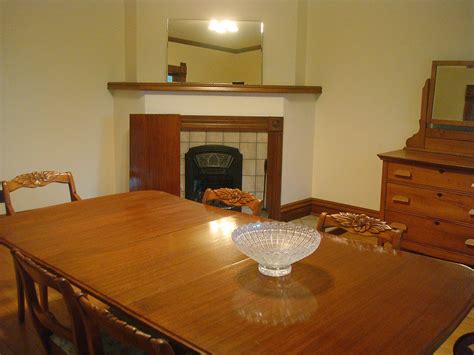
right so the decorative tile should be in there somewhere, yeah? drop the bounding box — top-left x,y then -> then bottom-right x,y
242,175 -> 256,192
240,142 -> 257,159
180,175 -> 185,191
223,132 -> 240,143
180,142 -> 189,158
256,160 -> 266,175
189,142 -> 203,148
257,132 -> 268,143
256,176 -> 265,192
257,143 -> 267,159
190,132 -> 206,142
180,131 -> 190,142
180,159 -> 185,175
180,191 -> 185,198
243,160 -> 256,175
256,192 -> 264,200
206,132 -> 223,143
240,132 -> 257,143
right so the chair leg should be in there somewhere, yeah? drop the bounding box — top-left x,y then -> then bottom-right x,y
14,264 -> 25,323
39,285 -> 48,311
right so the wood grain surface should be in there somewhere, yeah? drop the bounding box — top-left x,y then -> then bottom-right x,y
0,191 -> 472,354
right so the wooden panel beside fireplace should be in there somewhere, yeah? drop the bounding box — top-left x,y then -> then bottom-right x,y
130,114 -> 283,219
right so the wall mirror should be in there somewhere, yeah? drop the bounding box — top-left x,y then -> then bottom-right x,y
167,19 -> 263,85
428,61 -> 474,130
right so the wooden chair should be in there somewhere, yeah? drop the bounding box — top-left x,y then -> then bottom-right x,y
11,249 -> 88,355
76,294 -> 174,355
12,249 -> 174,355
1,170 -> 81,216
202,188 -> 262,216
316,212 -> 403,250
1,170 -> 81,324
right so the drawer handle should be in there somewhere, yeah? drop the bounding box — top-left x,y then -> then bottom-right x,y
392,195 -> 410,204
394,169 -> 412,178
469,209 -> 474,216
466,239 -> 474,248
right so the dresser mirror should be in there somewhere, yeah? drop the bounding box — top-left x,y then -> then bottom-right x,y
167,19 -> 263,85
428,61 -> 474,130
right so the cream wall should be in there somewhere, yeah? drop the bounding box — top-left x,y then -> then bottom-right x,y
1,0 -> 124,213
306,0 -> 473,210
135,0 -> 298,84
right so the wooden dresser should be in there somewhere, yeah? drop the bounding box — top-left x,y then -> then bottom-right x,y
379,61 -> 474,265
379,150 -> 474,265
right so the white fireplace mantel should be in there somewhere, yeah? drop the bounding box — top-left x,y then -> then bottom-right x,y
111,85 -> 320,206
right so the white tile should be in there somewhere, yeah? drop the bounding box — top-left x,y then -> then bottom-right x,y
190,131 -> 206,142
243,160 -> 256,175
257,132 -> 268,143
240,142 -> 257,159
240,132 -> 257,143
256,192 -> 264,200
189,142 -> 203,148
241,206 -> 253,215
257,143 -> 267,159
224,142 -> 240,149
180,175 -> 185,191
256,176 -> 265,192
180,159 -> 185,175
256,160 -> 266,175
180,131 -> 190,142
180,142 -> 189,157
180,191 -> 185,198
223,132 -> 240,143
206,131 -> 223,143
242,175 -> 256,192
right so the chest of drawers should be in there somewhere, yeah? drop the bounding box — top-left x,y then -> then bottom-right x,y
378,149 -> 474,265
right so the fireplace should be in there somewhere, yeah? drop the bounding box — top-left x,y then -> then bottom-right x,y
185,145 -> 242,202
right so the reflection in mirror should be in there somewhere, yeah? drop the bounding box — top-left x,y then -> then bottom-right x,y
432,65 -> 474,122
167,19 -> 263,84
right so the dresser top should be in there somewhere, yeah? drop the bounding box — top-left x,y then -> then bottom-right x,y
378,149 -> 474,170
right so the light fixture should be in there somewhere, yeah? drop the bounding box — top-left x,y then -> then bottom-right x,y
208,19 -> 239,33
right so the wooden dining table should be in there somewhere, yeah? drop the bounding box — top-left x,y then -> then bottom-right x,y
0,190 -> 472,354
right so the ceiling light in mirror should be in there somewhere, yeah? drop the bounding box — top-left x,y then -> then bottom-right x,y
167,19 -> 263,85
209,19 -> 239,33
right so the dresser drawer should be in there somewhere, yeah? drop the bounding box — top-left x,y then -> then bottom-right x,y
387,162 -> 474,193
386,183 -> 474,225
385,211 -> 474,257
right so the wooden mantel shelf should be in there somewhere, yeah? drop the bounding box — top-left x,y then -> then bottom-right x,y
107,82 -> 322,95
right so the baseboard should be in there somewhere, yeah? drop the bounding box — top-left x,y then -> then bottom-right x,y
280,197 -> 379,221
280,198 -> 313,221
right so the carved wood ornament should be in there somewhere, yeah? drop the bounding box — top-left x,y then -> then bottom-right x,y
330,213 -> 392,234
11,171 -> 63,188
202,188 -> 262,216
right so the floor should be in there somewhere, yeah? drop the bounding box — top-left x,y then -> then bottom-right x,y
291,215 -> 474,354
0,215 -> 472,354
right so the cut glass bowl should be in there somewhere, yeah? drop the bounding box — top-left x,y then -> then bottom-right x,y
231,222 -> 321,277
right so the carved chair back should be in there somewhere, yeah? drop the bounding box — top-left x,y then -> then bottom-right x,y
11,249 -> 88,355
316,212 -> 403,250
1,170 -> 81,216
202,188 -> 262,216
76,294 -> 174,355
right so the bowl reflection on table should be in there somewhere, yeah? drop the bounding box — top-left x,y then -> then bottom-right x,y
231,222 -> 321,277
233,272 -> 318,326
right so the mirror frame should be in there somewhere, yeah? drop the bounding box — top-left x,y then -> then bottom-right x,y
166,19 -> 264,85
427,60 -> 474,129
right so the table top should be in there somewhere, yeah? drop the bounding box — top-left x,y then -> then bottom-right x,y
0,191 -> 472,354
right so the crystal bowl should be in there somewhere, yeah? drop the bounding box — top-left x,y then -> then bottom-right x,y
231,222 -> 321,277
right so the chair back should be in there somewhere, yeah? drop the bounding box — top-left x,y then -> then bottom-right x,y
316,212 -> 403,250
11,249 -> 88,354
202,188 -> 262,216
1,170 -> 81,215
76,294 -> 174,355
